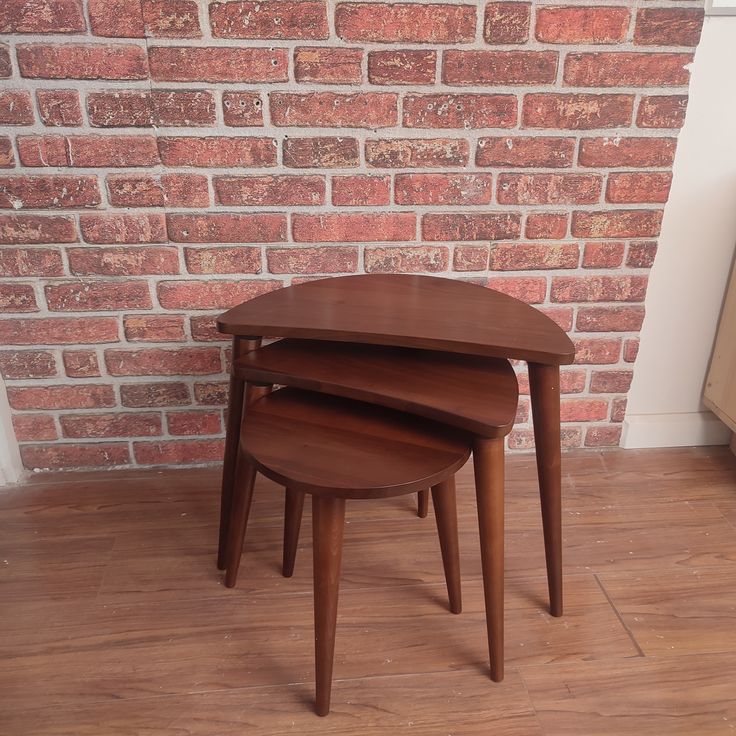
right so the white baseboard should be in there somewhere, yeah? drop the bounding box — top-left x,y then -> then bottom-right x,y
622,410 -> 731,449
0,378 -> 23,487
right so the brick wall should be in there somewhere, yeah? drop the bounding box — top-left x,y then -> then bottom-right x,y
0,0 -> 703,470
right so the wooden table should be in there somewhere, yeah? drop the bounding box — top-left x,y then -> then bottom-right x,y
217,274 -> 575,622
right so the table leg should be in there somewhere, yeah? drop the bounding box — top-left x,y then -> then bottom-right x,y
417,489 -> 429,518
528,362 -> 563,617
217,337 -> 261,570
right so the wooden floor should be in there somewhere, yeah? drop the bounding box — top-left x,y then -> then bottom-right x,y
1,447 -> 736,735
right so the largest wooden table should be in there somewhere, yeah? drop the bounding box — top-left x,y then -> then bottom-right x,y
217,274 -> 575,618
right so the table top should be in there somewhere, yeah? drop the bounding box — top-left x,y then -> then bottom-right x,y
218,274 -> 575,366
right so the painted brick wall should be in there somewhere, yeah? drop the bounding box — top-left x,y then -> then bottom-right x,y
0,0 -> 703,470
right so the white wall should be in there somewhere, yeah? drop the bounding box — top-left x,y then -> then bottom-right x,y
623,16 -> 736,448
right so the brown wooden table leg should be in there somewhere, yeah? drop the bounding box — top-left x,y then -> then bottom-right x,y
283,487 -> 305,578
528,362 -> 563,618
473,437 -> 505,682
431,478 -> 461,614
417,489 -> 429,518
217,337 -> 261,570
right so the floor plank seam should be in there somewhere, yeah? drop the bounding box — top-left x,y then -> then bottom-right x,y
593,573 -> 645,658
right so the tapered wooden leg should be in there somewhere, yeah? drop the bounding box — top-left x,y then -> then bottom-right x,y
282,487 -> 305,578
431,478 -> 461,614
217,337 -> 261,570
224,447 -> 257,588
312,494 -> 346,717
417,489 -> 429,518
473,437 -> 505,682
529,362 -> 563,618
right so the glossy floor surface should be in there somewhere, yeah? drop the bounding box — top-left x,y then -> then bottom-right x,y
1,447 -> 735,735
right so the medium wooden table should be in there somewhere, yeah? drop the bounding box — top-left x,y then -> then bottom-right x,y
217,274 -> 575,622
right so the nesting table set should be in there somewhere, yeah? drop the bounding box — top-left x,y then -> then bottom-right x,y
214,274 -> 575,715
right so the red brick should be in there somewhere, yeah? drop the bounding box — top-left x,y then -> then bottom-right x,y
283,137 -> 359,168
121,382 -> 190,407
0,316 -> 118,344
0,284 -> 37,312
637,95 -> 688,129
107,174 -> 164,207
443,50 -> 558,85
572,210 -> 662,238
395,173 -> 492,205
573,337 -> 621,365
68,247 -> 179,276
267,246 -> 359,274
0,175 -> 100,209
490,243 -> 579,271
368,50 -> 436,85
184,246 -> 262,274
0,91 -> 34,125
366,138 -> 469,168
498,173 -> 601,205
611,397 -> 627,422
486,276 -> 547,304
36,89 -> 82,126
0,0 -> 85,32
193,382 -> 228,405
585,426 -> 622,447
551,275 -> 648,303
0,137 -> 13,168
215,175 -> 325,206
0,214 -> 77,244
623,338 -> 639,363
105,347 -> 220,376
158,136 -> 276,167
80,213 -> 167,244
270,92 -> 398,128
590,370 -> 633,393
67,135 -> 159,167
476,137 -> 574,169
535,6 -> 629,44
17,44 -> 148,80
17,135 -> 70,167
582,242 -> 625,269
634,8 -> 703,47
627,242 -> 657,269
0,46 -> 10,77
222,92 -> 264,127
295,47 -> 363,84
560,398 -> 609,422
189,315 -> 227,342
564,52 -> 692,88
133,438 -> 224,465
576,306 -> 646,332
579,137 -> 677,167
162,174 -> 210,207
0,248 -> 63,278
525,213 -> 568,240
336,3 -> 475,43
518,367 -> 584,394
523,94 -> 634,129
20,443 -> 130,470
167,410 -> 221,436
484,3 -> 531,44
8,384 -> 116,410
453,245 -> 489,272
403,94 -> 516,129
61,412 -> 162,439
148,46 -> 287,83
332,175 -> 390,206
422,213 -> 521,241
0,350 -> 56,380
62,350 -> 100,377
87,90 -> 216,128
606,173 -> 672,204
144,0 -> 201,37
293,213 -> 416,242
210,1 -> 328,38
88,0 -> 143,36
157,280 -> 280,309
12,414 -> 57,442
45,280 -> 151,312
123,315 -> 186,342
364,245 -> 448,273
167,213 -> 286,243
508,427 -> 582,450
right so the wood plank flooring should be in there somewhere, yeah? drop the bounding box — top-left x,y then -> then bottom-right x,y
1,446 -> 735,735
